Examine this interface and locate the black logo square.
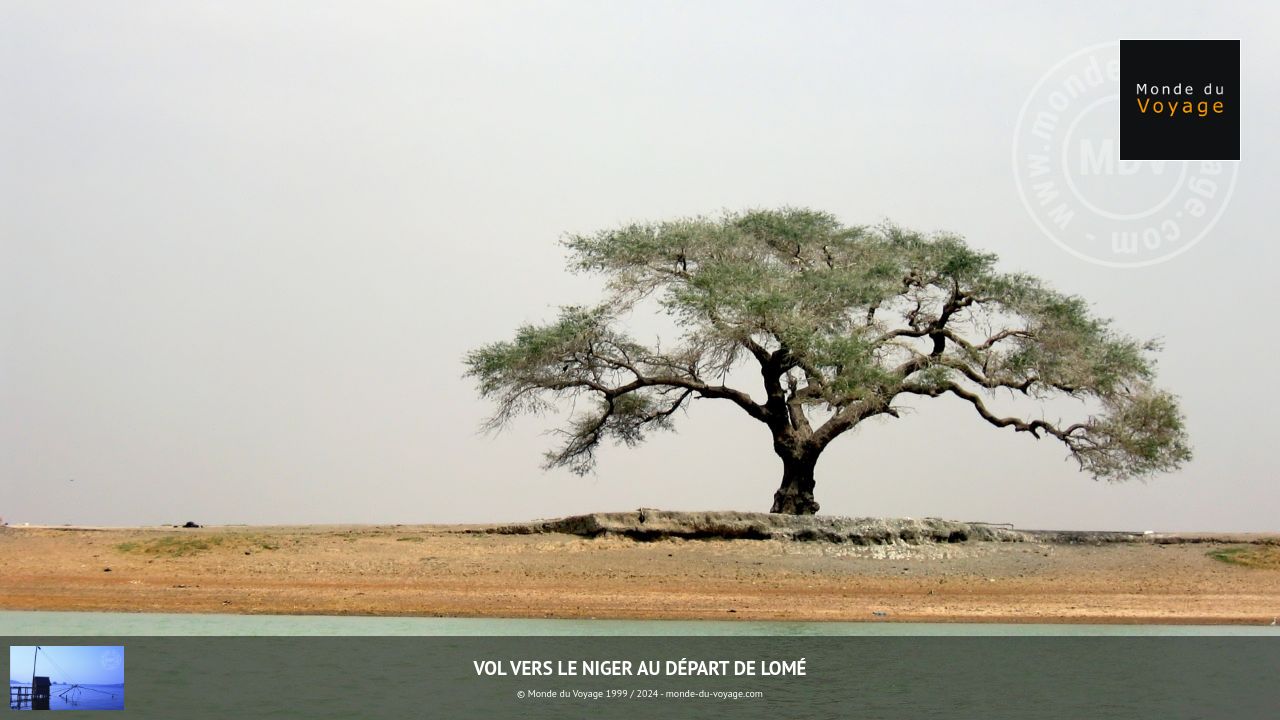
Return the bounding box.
[1120,40,1239,160]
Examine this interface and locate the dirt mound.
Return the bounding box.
[486,510,1030,544]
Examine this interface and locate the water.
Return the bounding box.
[1,610,1274,635]
[2,612,1275,718]
[9,683,125,711]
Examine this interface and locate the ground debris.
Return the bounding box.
[484,510,1030,544]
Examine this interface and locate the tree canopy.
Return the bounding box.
[465,208,1191,514]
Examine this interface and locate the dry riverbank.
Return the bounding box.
[1,522,1277,624]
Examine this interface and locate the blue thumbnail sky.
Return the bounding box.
[9,646,124,685]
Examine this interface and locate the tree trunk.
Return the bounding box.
[770,453,820,515]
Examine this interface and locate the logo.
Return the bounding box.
[1013,42,1238,267]
[100,647,123,670]
[1120,40,1239,160]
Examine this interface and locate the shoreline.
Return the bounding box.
[1,607,1274,627]
[2,523,1278,625]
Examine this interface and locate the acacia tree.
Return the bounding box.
[465,209,1190,515]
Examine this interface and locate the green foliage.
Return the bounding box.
[466,208,1191,484]
[114,534,283,557]
[543,392,683,475]
[1073,386,1192,479]
[1207,545,1280,569]
[115,535,227,557]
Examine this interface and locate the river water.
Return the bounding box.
[4,611,1276,718]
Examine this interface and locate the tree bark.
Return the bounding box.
[770,453,820,515]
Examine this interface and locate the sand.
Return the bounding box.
[1,524,1278,624]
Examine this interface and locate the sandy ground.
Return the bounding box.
[1,524,1278,624]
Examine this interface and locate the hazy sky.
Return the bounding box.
[9,646,125,685]
[3,2,1277,530]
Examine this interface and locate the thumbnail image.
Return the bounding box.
[9,646,124,711]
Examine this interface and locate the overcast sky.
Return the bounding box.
[3,1,1277,530]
